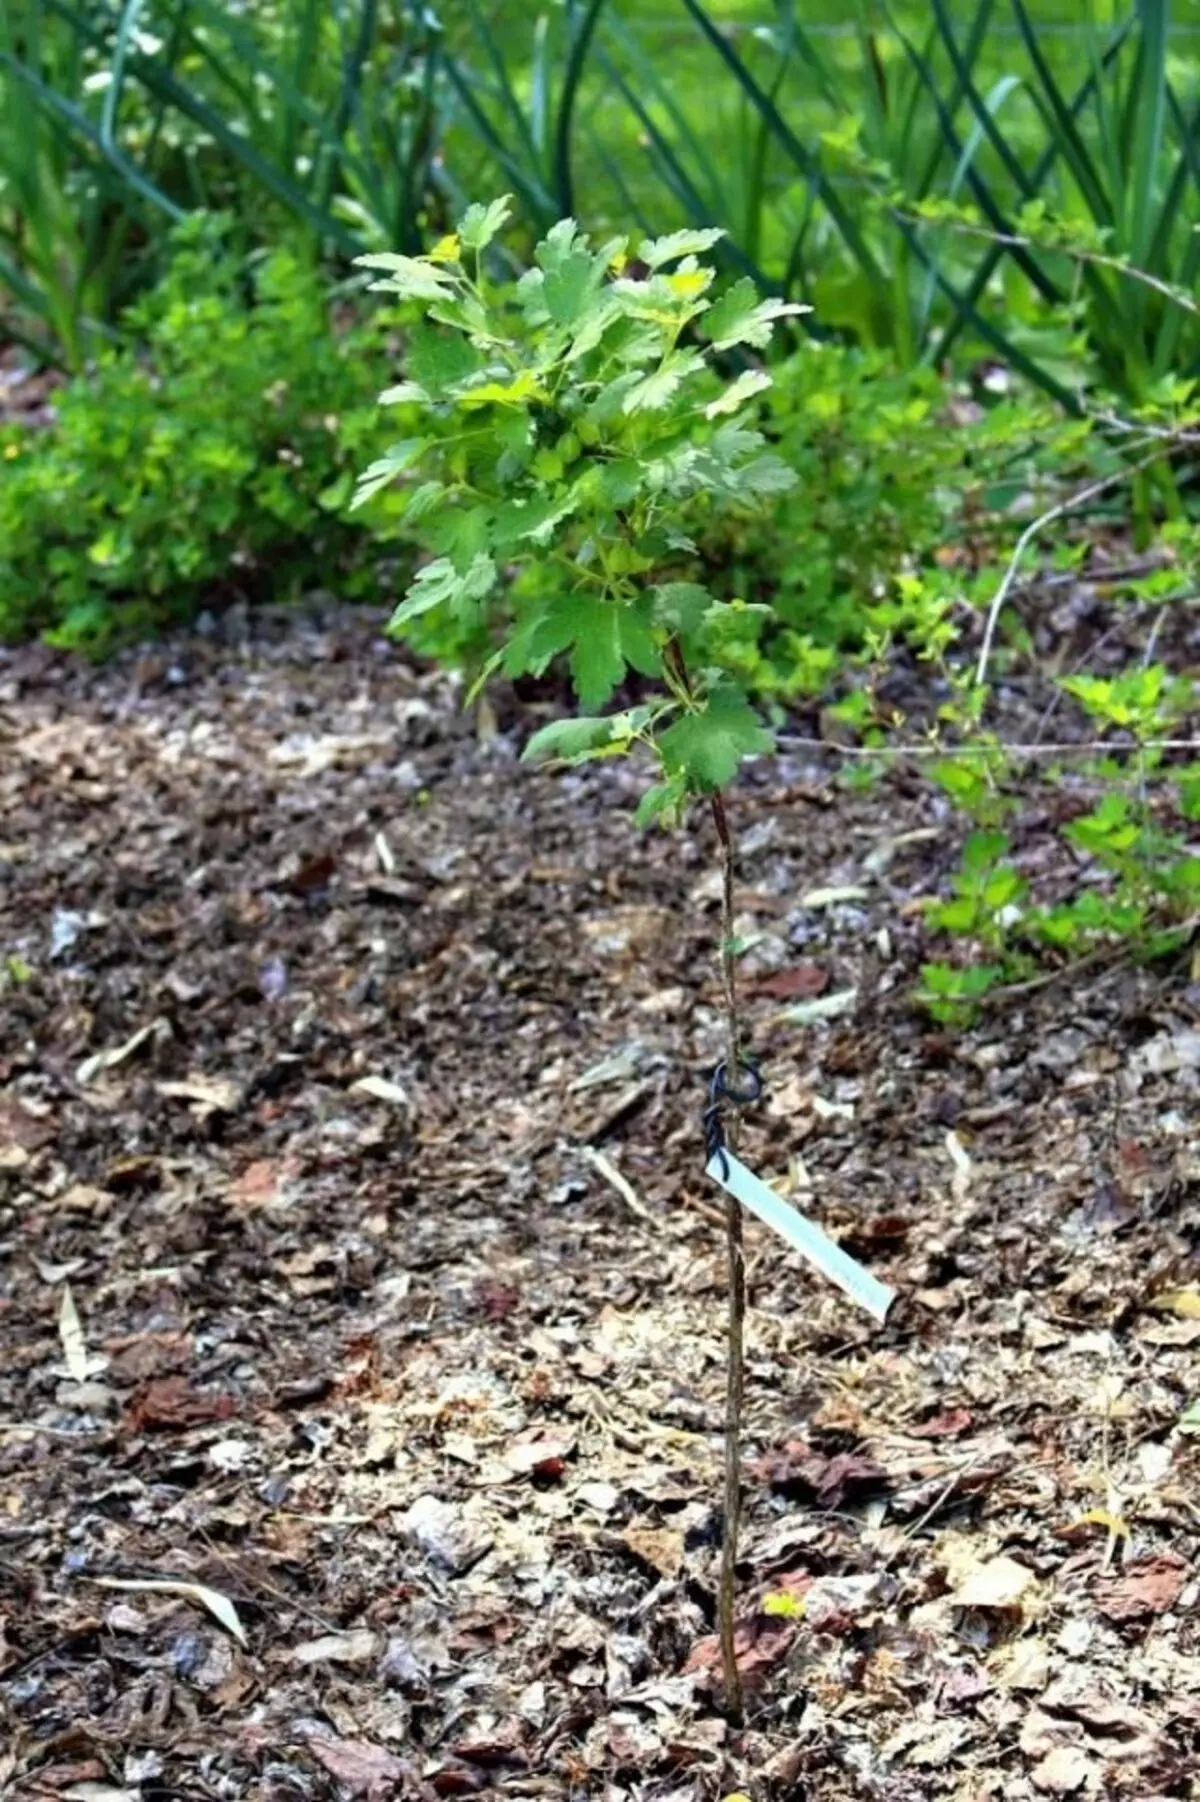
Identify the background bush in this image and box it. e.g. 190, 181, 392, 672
0, 217, 388, 653
1, 1, 1198, 1003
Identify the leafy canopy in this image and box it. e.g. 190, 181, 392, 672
355, 195, 805, 817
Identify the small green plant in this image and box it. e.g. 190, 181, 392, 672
353, 194, 801, 818
0, 216, 388, 653
1051, 666, 1200, 944
915, 648, 1200, 1019
927, 828, 1027, 946
353, 194, 806, 1721
918, 826, 1028, 1020
917, 957, 1008, 1023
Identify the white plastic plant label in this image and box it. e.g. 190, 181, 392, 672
706, 1150, 895, 1324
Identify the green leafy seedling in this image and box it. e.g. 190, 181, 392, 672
354, 196, 806, 1723
353, 196, 802, 816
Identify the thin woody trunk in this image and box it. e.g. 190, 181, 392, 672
710, 788, 745, 1727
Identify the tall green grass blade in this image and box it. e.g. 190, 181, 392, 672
1150, 80, 1200, 373
1127, 0, 1167, 269
597, 50, 731, 234
678, 0, 885, 287
914, 74, 1025, 341
465, 0, 542, 180
530, 14, 550, 158
1010, 0, 1112, 225
777, 0, 844, 114
283, 0, 322, 177
41, 0, 361, 246
596, 139, 653, 236
314, 0, 387, 222
899, 208, 1082, 410
925, 0, 1030, 198
391, 18, 443, 254
742, 24, 795, 267
2, 48, 183, 221
929, 15, 1131, 370
602, 11, 729, 221
894, 20, 1063, 307
163, 0, 374, 205
596, 45, 776, 291
96, 0, 185, 221
555, 0, 607, 216
442, 53, 556, 225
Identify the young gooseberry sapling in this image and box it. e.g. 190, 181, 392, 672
353, 196, 806, 1718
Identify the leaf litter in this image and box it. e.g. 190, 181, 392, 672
1, 605, 1199, 1798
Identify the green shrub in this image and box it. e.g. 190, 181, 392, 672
692, 343, 1092, 699
0, 216, 388, 654
0, 0, 443, 366
351, 201, 801, 820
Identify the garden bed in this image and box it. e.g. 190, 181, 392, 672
1, 611, 1198, 1800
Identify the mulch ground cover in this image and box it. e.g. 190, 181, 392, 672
2, 603, 1199, 1802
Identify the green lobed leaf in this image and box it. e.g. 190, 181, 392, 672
503, 592, 661, 708
430, 506, 492, 566
705, 369, 773, 418
543, 250, 605, 325
635, 773, 688, 827
650, 582, 713, 635
536, 218, 583, 267
378, 382, 427, 406
458, 194, 513, 252
623, 350, 706, 414
402, 481, 446, 525
356, 253, 458, 303
703, 277, 809, 350
522, 715, 618, 763
350, 439, 430, 509
638, 227, 725, 268
492, 492, 580, 549
406, 324, 483, 394
389, 552, 496, 632
565, 292, 624, 359
730, 453, 797, 495
658, 683, 774, 791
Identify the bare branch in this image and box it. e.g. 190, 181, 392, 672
974, 446, 1171, 689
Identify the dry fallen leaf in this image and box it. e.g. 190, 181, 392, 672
752, 1442, 890, 1508
747, 962, 827, 1001
1030, 1745, 1096, 1797
90, 1575, 247, 1646
157, 1075, 238, 1113
349, 1074, 412, 1108
576, 1480, 620, 1515
773, 987, 858, 1026
945, 1129, 972, 1203
994, 1638, 1050, 1692
1062, 1505, 1129, 1542
503, 1426, 576, 1479
62, 1787, 142, 1802
1148, 1285, 1200, 1319
799, 884, 869, 908
290, 1629, 379, 1666
308, 1736, 408, 1796
403, 1494, 492, 1575
76, 1020, 160, 1086
621, 1523, 684, 1578
0, 1094, 55, 1158
123, 1376, 236, 1432
58, 1284, 90, 1384
953, 1555, 1035, 1610
227, 1158, 300, 1211
1094, 1554, 1186, 1621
